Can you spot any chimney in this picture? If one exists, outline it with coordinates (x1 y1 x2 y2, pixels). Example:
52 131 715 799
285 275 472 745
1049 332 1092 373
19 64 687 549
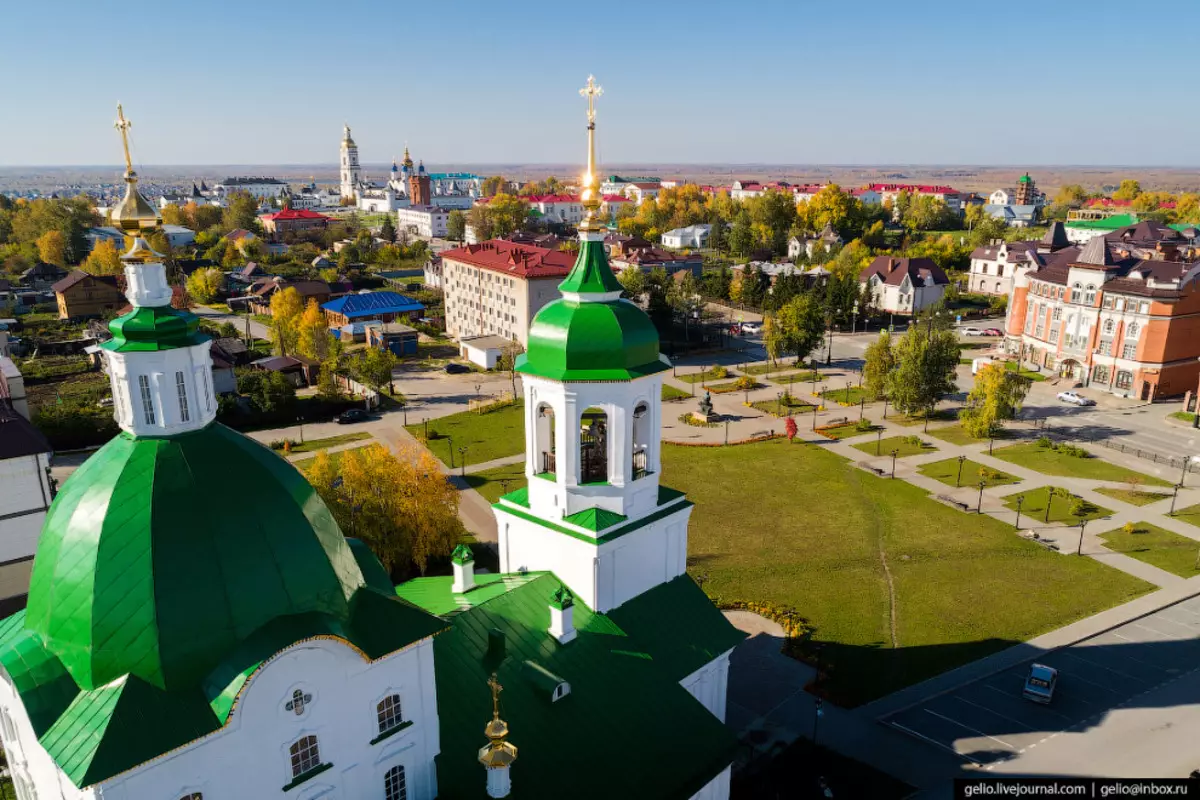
548 584 576 644
887 258 897 273
451 544 475 593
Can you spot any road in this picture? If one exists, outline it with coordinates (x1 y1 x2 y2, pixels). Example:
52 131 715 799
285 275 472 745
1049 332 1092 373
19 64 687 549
191 304 271 340
883 593 1200 778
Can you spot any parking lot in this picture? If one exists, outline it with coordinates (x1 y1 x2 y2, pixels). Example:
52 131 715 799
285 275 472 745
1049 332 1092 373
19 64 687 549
882 594 1200 767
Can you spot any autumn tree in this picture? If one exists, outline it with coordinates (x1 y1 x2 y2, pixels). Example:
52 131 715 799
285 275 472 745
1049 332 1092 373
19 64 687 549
161 203 185 226
446 210 467 242
762 314 782 364
775 293 825 364
185 267 224 304
36 230 66 266
796 184 862 239
480 175 507 197
270 286 303 356
862 331 895 401
1112 179 1142 201
222 190 261 232
1054 184 1089 207
296 298 330 361
83 239 123 275
960 363 1030 439
307 443 462 576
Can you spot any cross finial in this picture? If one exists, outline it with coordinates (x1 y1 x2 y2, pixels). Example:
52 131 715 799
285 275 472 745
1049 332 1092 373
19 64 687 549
487 672 503 720
579 75 603 124
114 103 133 173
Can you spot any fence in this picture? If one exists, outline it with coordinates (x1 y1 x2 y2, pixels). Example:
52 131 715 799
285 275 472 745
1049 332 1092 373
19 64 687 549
1026 419 1200 475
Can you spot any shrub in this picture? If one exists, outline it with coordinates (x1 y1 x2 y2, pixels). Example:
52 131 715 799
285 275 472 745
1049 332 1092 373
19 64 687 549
855 419 874 432
903 434 923 447
733 376 756 391
711 365 729 380
1123 521 1137 536
1036 435 1054 449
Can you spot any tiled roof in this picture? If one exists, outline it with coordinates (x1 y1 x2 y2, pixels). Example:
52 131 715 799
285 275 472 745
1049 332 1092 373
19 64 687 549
860 256 949 286
441 240 577 280
259 208 330 222
52 270 118 294
396 571 741 800
865 183 960 195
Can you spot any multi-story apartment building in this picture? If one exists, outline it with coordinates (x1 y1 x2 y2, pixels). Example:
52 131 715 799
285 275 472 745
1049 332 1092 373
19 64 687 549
439 240 576 347
1005 222 1200 400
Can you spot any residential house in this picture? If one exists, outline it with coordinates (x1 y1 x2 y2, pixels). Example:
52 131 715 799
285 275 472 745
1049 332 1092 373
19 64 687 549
210 336 251 366
1004 230 1200 399
249 355 318 387
52 270 123 320
0 406 53 614
864 183 963 212
661 224 711 250
787 222 843 259
859 256 949 316
243 278 332 315
439 240 578 347
983 204 1040 228
622 182 662 205
609 244 703 277
321 291 425 328
18 262 68 291
208 349 237 395
258 208 331 238
0 357 29 419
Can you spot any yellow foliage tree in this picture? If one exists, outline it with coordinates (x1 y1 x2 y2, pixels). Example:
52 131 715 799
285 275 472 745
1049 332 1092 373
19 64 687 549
37 230 66 266
186 268 224 305
161 203 185 226
270 287 303 356
296 298 329 361
83 239 123 275
308 444 461 576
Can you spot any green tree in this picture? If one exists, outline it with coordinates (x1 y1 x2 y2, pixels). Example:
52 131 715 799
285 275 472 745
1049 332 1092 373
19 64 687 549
762 314 782 364
775 293 825 363
861 331 895 401
706 218 726 251
317 357 343 401
960 363 1030 438
729 213 754 257
353 346 398 395
222 190 260 232
617 266 646 299
446 210 467 242
379 215 396 244
887 320 959 417
1112 179 1142 201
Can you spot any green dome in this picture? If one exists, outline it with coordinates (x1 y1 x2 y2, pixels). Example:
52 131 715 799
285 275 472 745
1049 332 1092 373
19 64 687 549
518 298 668 381
25 422 367 692
103 304 207 353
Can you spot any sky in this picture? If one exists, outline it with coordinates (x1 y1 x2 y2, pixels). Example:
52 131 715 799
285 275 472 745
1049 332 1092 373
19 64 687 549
2 0 1198 167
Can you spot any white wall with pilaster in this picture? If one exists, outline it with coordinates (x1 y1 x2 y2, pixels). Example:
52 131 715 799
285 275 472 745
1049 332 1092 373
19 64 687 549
691 765 732 800
105 340 217 437
680 649 733 723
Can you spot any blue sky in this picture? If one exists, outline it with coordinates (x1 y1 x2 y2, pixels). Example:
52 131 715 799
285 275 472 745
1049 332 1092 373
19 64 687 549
2 0 1197 167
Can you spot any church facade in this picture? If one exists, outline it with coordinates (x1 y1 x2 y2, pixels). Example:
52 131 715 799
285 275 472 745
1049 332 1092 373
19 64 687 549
0 92 742 800
340 126 481 214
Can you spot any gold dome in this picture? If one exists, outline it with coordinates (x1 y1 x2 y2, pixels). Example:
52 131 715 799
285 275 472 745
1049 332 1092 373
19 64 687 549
110 105 161 234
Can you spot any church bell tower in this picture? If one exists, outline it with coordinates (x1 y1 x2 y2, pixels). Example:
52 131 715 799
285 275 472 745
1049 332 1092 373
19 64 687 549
340 124 360 201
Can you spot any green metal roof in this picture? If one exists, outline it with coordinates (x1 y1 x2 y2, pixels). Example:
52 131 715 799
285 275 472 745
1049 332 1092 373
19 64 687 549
1018 174 1031 183
412 572 740 800
607 575 747 682
1065 213 1137 231
396 572 546 617
496 490 693 546
517 299 669 382
562 506 628 531
557 238 623 295
102 305 208 353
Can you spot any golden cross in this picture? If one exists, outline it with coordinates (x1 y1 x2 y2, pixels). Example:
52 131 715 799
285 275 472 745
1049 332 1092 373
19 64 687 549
114 103 133 172
579 75 602 124
487 672 503 719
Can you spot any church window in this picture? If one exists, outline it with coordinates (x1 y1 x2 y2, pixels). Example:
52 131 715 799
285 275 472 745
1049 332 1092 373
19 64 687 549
536 404 557 476
285 689 312 716
580 407 609 484
384 765 408 800
289 735 321 778
175 372 190 423
138 375 156 426
632 402 651 479
377 695 404 734
178 795 203 800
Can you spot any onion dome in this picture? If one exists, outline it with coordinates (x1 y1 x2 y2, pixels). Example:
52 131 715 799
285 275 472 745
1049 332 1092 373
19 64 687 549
517 238 668 382
109 104 162 234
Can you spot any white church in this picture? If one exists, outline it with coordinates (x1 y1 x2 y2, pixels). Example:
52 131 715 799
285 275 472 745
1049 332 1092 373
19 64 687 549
0 90 742 800
340 126 481 214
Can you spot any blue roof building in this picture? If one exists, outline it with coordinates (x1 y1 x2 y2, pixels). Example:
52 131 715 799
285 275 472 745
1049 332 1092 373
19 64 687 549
321 291 424 325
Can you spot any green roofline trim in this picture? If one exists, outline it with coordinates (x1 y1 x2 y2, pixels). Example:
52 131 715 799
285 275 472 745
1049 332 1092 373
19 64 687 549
558 238 623 295
102 305 208 353
494 496 692 546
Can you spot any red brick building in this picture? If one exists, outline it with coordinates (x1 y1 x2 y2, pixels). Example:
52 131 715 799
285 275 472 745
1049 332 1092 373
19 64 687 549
258 208 331 238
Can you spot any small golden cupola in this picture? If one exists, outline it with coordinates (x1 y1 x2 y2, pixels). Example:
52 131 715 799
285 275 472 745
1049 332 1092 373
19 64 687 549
478 673 518 799
109 104 162 235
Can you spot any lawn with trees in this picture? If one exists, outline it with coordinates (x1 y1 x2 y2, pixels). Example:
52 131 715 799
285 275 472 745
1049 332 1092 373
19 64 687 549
918 458 1019 489
662 438 1152 705
1002 486 1112 524
991 440 1171 485
405 400 526 467
852 435 936 458
1099 522 1200 578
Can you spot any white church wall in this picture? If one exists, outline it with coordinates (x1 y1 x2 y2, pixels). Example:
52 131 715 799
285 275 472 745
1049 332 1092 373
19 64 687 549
691 764 732 800
0 636 441 800
679 649 733 722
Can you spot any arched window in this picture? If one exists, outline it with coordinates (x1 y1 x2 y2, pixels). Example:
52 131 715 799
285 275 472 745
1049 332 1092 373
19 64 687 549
632 402 651 480
1126 322 1139 338
1103 319 1115 334
1070 282 1082 303
285 689 312 716
179 794 203 800
138 374 156 426
377 695 403 734
289 735 321 779
385 765 408 800
535 404 556 476
580 407 609 484
1084 285 1097 305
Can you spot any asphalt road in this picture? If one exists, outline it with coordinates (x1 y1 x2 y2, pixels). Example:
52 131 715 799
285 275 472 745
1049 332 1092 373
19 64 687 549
191 304 271 339
883 594 1200 776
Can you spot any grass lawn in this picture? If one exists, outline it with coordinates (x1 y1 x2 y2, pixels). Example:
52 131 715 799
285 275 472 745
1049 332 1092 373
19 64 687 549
852 435 937 459
1004 362 1047 382
817 421 879 440
1168 503 1200 530
751 398 817 417
405 400 526 466
1094 487 1173 507
991 442 1171 485
662 383 691 402
1170 412 1196 424
284 431 373 454
462 463 527 504
889 408 958 427
296 444 374 473
927 423 1015 447
918 458 1020 489
678 367 736 384
1100 523 1200 578
1001 486 1113 524
202 302 233 314
706 379 762 394
819 386 870 406
663 439 1152 705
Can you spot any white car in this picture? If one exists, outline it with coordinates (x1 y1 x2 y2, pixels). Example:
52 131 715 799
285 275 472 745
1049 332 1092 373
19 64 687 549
959 326 984 337
1056 390 1096 407
740 322 762 335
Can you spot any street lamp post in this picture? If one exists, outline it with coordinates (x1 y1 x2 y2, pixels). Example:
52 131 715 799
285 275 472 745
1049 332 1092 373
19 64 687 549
1014 495 1025 529
876 429 883 456
844 380 852 405
859 397 865 421
955 454 966 487
1171 483 1182 516
977 479 986 514
423 417 428 440
851 300 859 335
447 435 455 469
1077 519 1088 556
890 448 899 479
297 416 304 444
1181 455 1190 488
459 446 469 478
724 419 730 445
812 403 818 431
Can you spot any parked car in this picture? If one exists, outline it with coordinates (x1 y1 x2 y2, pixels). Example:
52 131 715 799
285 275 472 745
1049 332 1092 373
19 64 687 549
983 328 1003 336
740 322 762 335
958 326 984 337
1056 390 1096 407
444 363 471 374
336 408 367 424
1023 663 1058 704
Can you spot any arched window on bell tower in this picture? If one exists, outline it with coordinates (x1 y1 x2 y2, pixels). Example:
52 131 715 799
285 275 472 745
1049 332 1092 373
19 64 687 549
632 402 650 480
580 406 608 484
535 403 556 477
